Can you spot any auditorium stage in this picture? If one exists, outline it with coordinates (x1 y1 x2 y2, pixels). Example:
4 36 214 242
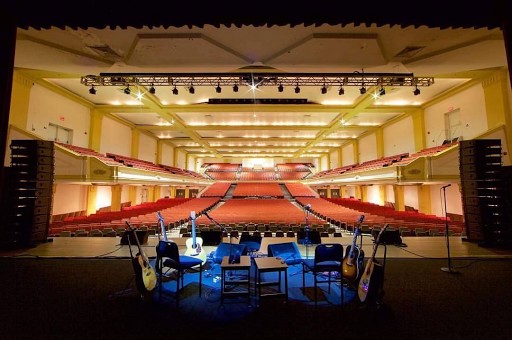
10 233 512 259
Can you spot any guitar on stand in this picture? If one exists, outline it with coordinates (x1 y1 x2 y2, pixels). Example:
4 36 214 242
184 211 207 265
157 211 168 242
358 223 388 304
125 221 157 294
342 215 365 283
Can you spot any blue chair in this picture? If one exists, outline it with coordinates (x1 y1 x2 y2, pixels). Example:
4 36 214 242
155 240 203 306
302 243 344 305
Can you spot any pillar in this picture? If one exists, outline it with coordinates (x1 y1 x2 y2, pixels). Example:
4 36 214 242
111 185 122 212
86 185 98 215
393 185 405 211
417 184 432 214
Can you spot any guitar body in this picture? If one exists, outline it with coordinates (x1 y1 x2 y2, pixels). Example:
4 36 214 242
184 237 207 264
133 253 157 293
342 244 364 282
342 216 365 283
357 224 388 303
184 211 207 264
126 222 157 294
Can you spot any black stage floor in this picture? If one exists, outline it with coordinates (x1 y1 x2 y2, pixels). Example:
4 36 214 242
1 236 512 340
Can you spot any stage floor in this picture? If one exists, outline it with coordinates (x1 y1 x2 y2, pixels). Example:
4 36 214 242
8 233 512 260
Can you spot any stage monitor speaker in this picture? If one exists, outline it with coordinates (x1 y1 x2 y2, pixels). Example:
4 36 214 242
120 230 149 245
372 229 404 246
212 242 247 264
200 230 223 246
267 242 302 265
297 230 321 245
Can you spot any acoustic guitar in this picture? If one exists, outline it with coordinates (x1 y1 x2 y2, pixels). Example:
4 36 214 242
184 211 207 264
342 215 365 282
126 222 157 293
358 224 388 303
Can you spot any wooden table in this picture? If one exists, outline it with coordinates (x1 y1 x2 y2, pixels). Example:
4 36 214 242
253 257 288 304
220 255 252 305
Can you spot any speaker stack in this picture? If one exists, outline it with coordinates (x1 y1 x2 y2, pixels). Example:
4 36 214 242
1 140 54 249
459 139 510 247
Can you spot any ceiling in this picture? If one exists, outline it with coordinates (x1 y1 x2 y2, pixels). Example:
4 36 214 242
13 23 508 161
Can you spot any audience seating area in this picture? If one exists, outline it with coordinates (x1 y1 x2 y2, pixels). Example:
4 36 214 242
232 182 284 198
200 182 232 197
55 142 205 179
310 142 458 179
203 162 312 181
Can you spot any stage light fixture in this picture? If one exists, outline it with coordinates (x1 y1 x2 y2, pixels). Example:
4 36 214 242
189 86 195 94
123 85 131 95
413 86 421 95
321 85 327 94
233 84 239 92
89 86 96 95
338 86 344 95
378 86 386 96
278 84 284 92
359 86 366 94
294 84 300 94
172 86 178 95
149 84 156 94
215 83 222 93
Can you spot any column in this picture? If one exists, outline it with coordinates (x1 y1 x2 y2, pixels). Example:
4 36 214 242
111 185 122 212
375 127 384 159
9 71 32 130
393 185 405 211
417 184 432 215
482 69 512 161
86 185 98 215
378 185 386 206
411 109 426 152
89 109 103 152
131 128 140 158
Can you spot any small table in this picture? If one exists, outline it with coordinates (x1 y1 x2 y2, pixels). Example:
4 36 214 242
220 255 251 305
253 257 288 304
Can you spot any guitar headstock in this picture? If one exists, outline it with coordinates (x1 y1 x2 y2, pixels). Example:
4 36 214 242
374 224 389 245
157 211 164 221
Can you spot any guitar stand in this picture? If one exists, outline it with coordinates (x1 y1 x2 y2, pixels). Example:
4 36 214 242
363 243 387 308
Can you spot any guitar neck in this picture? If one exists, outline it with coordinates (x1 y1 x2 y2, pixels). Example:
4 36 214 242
157 212 168 241
190 211 197 247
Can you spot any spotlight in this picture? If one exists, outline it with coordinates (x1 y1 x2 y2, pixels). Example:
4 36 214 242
413 86 421 96
338 87 344 95
278 84 284 92
172 86 178 95
89 86 96 95
359 86 366 95
215 84 222 93
123 85 131 95
378 86 385 96
321 86 327 94
233 84 239 92
189 86 195 94
294 85 300 94
149 84 156 94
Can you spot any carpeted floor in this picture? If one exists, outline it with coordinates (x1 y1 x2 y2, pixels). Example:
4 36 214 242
1 255 512 340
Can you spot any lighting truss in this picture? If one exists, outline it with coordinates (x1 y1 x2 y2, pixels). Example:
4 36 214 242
81 72 434 88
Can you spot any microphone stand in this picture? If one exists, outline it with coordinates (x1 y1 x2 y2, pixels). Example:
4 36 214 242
204 213 238 264
440 185 457 274
304 206 311 259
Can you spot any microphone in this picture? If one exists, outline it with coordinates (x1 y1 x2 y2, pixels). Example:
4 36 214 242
190 210 196 220
441 184 451 189
304 204 312 211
